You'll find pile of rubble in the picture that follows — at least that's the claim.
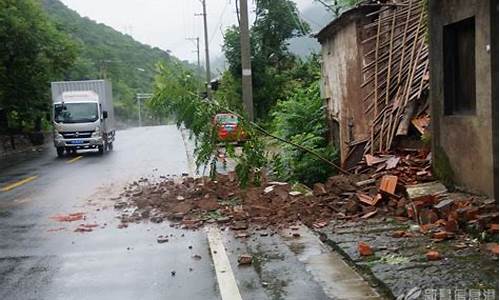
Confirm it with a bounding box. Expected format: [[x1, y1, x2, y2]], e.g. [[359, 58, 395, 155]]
[[114, 152, 496, 242], [113, 173, 349, 230]]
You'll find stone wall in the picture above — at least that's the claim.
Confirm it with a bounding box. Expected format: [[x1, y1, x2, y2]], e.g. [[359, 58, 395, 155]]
[[0, 133, 49, 157]]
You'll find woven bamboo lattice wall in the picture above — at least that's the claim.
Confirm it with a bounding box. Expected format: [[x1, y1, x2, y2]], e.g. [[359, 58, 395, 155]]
[[360, 0, 429, 155]]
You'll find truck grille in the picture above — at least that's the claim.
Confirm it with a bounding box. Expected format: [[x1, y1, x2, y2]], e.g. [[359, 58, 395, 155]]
[[61, 131, 93, 139]]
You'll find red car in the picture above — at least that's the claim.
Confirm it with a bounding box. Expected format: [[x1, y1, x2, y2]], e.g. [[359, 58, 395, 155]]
[[213, 113, 248, 143]]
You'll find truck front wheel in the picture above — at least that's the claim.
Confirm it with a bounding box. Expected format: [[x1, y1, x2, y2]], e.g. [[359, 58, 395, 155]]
[[56, 147, 65, 158], [98, 145, 104, 155]]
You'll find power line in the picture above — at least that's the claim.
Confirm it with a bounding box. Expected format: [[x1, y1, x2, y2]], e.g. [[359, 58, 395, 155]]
[[209, 0, 230, 46], [186, 37, 201, 72], [314, 0, 336, 13], [300, 14, 322, 29], [285, 1, 308, 35]]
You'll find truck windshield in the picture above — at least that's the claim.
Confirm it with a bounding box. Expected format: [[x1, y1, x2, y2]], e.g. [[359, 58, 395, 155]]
[[54, 103, 99, 123]]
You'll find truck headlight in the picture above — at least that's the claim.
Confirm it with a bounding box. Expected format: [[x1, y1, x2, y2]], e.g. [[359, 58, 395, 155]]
[[91, 126, 101, 138]]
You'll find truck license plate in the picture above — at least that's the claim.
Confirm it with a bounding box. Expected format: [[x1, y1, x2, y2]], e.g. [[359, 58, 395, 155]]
[[71, 140, 84, 144]]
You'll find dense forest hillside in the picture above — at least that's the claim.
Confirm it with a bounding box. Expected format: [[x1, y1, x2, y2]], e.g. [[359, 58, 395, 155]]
[[41, 0, 191, 123]]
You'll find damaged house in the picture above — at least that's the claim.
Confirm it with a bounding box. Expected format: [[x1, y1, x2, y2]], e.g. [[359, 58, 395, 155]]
[[317, 0, 498, 199], [317, 0, 430, 170]]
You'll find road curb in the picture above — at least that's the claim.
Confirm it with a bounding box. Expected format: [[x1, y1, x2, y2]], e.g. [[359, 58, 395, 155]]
[[311, 227, 396, 300]]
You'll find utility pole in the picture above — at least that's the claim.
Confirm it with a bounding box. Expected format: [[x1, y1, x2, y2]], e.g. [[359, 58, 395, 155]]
[[100, 60, 113, 79], [137, 94, 142, 127], [239, 0, 254, 121], [186, 37, 200, 73], [196, 0, 211, 99], [136, 93, 153, 127]]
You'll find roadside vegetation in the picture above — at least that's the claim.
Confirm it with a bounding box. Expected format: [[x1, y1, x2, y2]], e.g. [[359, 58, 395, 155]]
[[1, 0, 353, 186], [41, 0, 188, 124], [270, 57, 337, 185], [0, 0, 77, 133], [149, 0, 352, 186], [0, 0, 193, 136]]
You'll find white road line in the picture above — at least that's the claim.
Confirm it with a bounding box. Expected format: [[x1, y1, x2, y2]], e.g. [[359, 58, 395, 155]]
[[206, 225, 243, 300], [179, 127, 196, 176]]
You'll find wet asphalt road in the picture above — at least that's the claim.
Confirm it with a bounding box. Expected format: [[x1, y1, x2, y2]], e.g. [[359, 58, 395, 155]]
[[0, 125, 377, 300], [0, 126, 221, 300]]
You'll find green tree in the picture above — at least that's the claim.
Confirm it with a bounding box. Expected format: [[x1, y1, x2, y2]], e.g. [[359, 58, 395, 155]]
[[253, 0, 310, 61], [222, 0, 310, 119], [41, 0, 196, 124], [271, 56, 338, 185], [314, 0, 362, 17], [0, 0, 77, 132], [149, 61, 267, 186]]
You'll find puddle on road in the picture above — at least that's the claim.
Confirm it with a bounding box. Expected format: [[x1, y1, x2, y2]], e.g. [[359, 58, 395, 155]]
[[281, 227, 324, 261]]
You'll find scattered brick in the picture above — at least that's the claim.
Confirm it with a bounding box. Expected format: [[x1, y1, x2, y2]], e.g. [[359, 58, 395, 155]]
[[50, 212, 85, 222], [486, 243, 499, 256], [379, 175, 398, 195], [358, 241, 374, 256], [432, 231, 454, 240], [426, 251, 442, 261], [238, 254, 253, 265]]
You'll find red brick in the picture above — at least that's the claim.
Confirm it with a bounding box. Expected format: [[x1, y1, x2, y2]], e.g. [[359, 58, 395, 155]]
[[426, 251, 442, 261], [379, 175, 398, 195], [432, 231, 454, 240], [358, 241, 374, 256], [486, 243, 499, 256], [238, 254, 253, 265], [444, 219, 459, 232]]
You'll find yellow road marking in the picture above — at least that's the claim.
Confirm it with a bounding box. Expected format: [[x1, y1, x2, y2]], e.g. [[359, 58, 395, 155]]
[[66, 156, 83, 164], [1, 176, 38, 192]]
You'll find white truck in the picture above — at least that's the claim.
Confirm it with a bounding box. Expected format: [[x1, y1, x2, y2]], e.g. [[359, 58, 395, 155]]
[[51, 80, 116, 157]]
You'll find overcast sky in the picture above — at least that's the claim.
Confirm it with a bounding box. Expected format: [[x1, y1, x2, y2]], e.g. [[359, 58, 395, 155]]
[[60, 0, 317, 64]]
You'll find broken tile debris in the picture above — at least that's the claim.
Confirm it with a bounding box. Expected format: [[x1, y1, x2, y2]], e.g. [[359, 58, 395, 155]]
[[379, 175, 398, 195], [112, 149, 496, 254], [237, 254, 253, 265], [50, 212, 86, 222]]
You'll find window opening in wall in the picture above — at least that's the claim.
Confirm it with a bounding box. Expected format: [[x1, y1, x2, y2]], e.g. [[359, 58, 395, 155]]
[[443, 17, 476, 115]]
